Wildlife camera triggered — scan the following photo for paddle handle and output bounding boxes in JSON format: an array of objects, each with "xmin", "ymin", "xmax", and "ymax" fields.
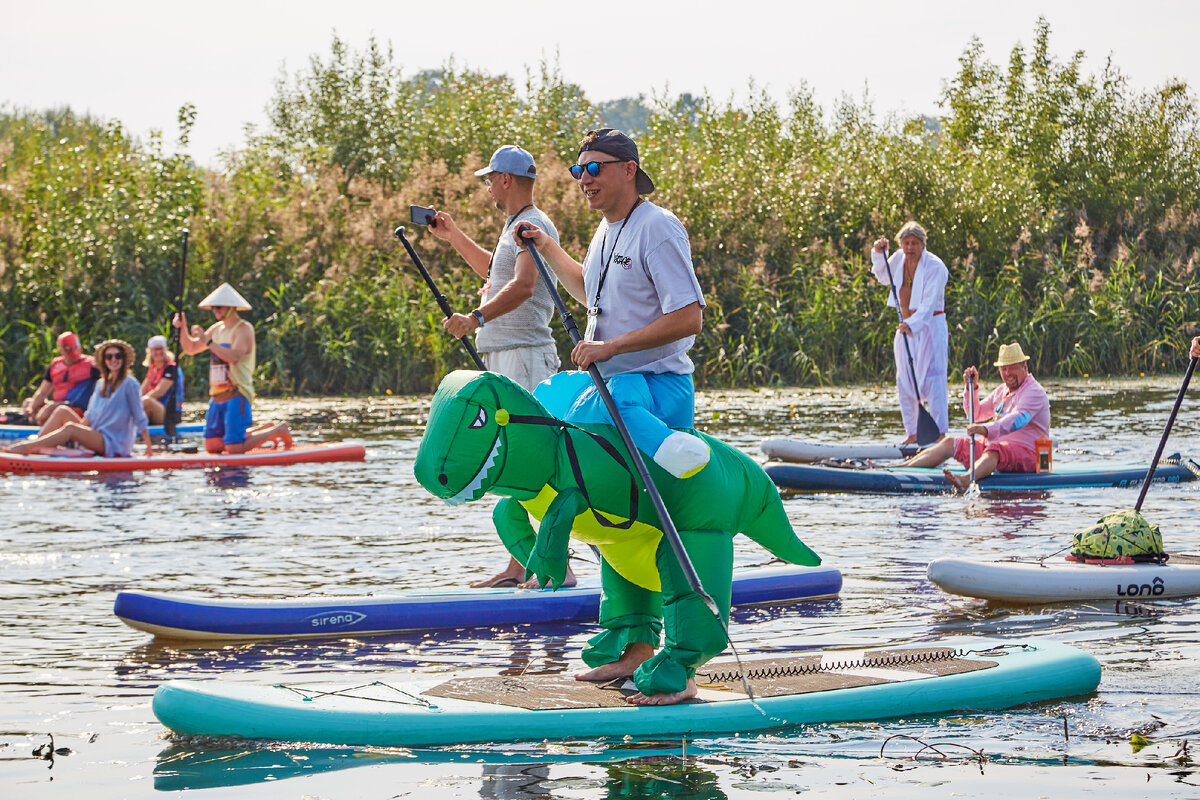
[
  {"xmin": 517, "ymin": 227, "xmax": 719, "ymax": 618},
  {"xmin": 1135, "ymin": 356, "xmax": 1198, "ymax": 511},
  {"xmin": 394, "ymin": 226, "xmax": 486, "ymax": 371}
]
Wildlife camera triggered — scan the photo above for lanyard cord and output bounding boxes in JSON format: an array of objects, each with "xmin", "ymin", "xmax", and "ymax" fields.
[
  {"xmin": 591, "ymin": 198, "xmax": 643, "ymax": 310},
  {"xmin": 485, "ymin": 203, "xmax": 537, "ymax": 284}
]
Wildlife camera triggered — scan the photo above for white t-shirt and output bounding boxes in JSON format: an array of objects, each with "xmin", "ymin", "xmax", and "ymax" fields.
[{"xmin": 581, "ymin": 200, "xmax": 705, "ymax": 377}]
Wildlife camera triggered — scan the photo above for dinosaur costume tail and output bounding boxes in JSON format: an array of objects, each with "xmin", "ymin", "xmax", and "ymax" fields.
[{"xmin": 743, "ymin": 491, "xmax": 821, "ymax": 566}]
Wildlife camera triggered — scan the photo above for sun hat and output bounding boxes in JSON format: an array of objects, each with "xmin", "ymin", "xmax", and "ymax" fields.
[
  {"xmin": 578, "ymin": 129, "xmax": 655, "ymax": 195},
  {"xmin": 994, "ymin": 342, "xmax": 1031, "ymax": 367},
  {"xmin": 473, "ymin": 145, "xmax": 538, "ymax": 179},
  {"xmin": 198, "ymin": 282, "xmax": 252, "ymax": 310},
  {"xmin": 147, "ymin": 334, "xmax": 168, "ymax": 349},
  {"xmin": 94, "ymin": 338, "xmax": 136, "ymax": 368}
]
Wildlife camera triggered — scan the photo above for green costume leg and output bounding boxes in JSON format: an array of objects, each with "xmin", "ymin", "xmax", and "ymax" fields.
[
  {"xmin": 632, "ymin": 530, "xmax": 733, "ymax": 696},
  {"xmin": 492, "ymin": 498, "xmax": 536, "ymax": 566},
  {"xmin": 581, "ymin": 556, "xmax": 663, "ymax": 669}
]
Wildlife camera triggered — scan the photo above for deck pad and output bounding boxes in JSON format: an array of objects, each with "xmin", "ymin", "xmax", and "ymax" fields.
[{"xmin": 425, "ymin": 647, "xmax": 1000, "ymax": 710}]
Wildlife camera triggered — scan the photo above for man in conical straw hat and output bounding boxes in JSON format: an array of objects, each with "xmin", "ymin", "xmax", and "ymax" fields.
[
  {"xmin": 898, "ymin": 342, "xmax": 1051, "ymax": 492},
  {"xmin": 174, "ymin": 282, "xmax": 292, "ymax": 454}
]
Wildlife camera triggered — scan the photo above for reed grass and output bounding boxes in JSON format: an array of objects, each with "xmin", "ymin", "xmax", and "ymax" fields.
[{"xmin": 2, "ymin": 21, "xmax": 1198, "ymax": 400}]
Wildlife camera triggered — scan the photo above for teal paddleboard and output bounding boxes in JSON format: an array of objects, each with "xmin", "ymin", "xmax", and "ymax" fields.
[{"xmin": 152, "ymin": 639, "xmax": 1100, "ymax": 747}]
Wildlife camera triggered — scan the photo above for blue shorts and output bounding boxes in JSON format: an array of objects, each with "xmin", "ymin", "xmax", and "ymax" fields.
[{"xmin": 205, "ymin": 394, "xmax": 253, "ymax": 445}]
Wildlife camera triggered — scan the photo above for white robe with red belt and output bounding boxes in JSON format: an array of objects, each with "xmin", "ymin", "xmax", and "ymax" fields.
[{"xmin": 871, "ymin": 249, "xmax": 950, "ymax": 436}]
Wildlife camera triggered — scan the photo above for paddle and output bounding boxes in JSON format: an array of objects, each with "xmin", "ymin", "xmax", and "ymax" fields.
[
  {"xmin": 880, "ymin": 249, "xmax": 941, "ymax": 446},
  {"xmin": 394, "ymin": 226, "xmax": 486, "ymax": 371},
  {"xmin": 1133, "ymin": 355, "xmax": 1198, "ymax": 512},
  {"xmin": 165, "ymin": 229, "xmax": 189, "ymax": 442},
  {"xmin": 965, "ymin": 373, "xmax": 980, "ymax": 497},
  {"xmin": 516, "ymin": 227, "xmax": 721, "ymax": 620}
]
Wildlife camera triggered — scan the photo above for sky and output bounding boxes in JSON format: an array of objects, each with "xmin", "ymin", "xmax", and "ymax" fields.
[{"xmin": 4, "ymin": 0, "xmax": 1199, "ymax": 168}]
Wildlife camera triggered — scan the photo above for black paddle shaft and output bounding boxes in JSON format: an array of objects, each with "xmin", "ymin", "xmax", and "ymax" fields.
[
  {"xmin": 516, "ymin": 226, "xmax": 720, "ymax": 619},
  {"xmin": 1135, "ymin": 355, "xmax": 1198, "ymax": 511},
  {"xmin": 967, "ymin": 373, "xmax": 977, "ymax": 484},
  {"xmin": 175, "ymin": 230, "xmax": 189, "ymax": 347},
  {"xmin": 394, "ymin": 226, "xmax": 486, "ymax": 371},
  {"xmin": 881, "ymin": 249, "xmax": 941, "ymax": 446}
]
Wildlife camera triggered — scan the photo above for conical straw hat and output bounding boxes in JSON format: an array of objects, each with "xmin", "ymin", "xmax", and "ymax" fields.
[{"xmin": 198, "ymin": 282, "xmax": 251, "ymax": 310}]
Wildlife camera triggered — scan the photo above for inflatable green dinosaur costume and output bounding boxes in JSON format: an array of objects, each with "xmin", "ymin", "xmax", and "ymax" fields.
[{"xmin": 414, "ymin": 370, "xmax": 821, "ymax": 697}]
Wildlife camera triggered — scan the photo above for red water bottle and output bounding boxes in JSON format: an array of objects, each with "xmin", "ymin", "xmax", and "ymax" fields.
[{"xmin": 1035, "ymin": 437, "xmax": 1053, "ymax": 473}]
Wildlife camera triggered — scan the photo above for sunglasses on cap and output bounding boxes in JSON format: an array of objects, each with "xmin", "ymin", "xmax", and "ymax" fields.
[{"xmin": 569, "ymin": 160, "xmax": 625, "ymax": 180}]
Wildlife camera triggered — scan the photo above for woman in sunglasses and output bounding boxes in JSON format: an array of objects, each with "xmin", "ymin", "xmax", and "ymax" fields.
[{"xmin": 2, "ymin": 339, "xmax": 152, "ymax": 457}]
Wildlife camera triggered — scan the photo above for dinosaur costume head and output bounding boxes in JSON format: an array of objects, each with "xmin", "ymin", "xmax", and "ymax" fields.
[{"xmin": 414, "ymin": 370, "xmax": 559, "ymax": 504}]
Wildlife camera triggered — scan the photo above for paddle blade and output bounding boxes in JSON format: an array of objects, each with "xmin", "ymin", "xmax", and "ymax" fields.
[{"xmin": 916, "ymin": 404, "xmax": 941, "ymax": 447}]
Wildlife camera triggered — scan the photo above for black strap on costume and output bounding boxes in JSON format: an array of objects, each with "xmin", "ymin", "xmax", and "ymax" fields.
[{"xmin": 506, "ymin": 413, "xmax": 637, "ymax": 530}]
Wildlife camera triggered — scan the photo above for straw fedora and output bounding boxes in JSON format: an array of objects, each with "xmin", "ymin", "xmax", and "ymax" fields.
[
  {"xmin": 94, "ymin": 338, "xmax": 136, "ymax": 369},
  {"xmin": 994, "ymin": 342, "xmax": 1031, "ymax": 367},
  {"xmin": 198, "ymin": 282, "xmax": 251, "ymax": 310}
]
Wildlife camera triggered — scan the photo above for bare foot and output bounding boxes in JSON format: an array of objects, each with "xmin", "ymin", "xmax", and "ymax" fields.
[
  {"xmin": 626, "ymin": 679, "xmax": 698, "ymax": 706},
  {"xmin": 943, "ymin": 468, "xmax": 970, "ymax": 493},
  {"xmin": 900, "ymin": 434, "xmax": 919, "ymax": 445},
  {"xmin": 470, "ymin": 571, "xmax": 522, "ymax": 589},
  {"xmin": 520, "ymin": 564, "xmax": 578, "ymax": 589},
  {"xmin": 279, "ymin": 429, "xmax": 294, "ymax": 449},
  {"xmin": 576, "ymin": 642, "xmax": 654, "ymax": 682}
]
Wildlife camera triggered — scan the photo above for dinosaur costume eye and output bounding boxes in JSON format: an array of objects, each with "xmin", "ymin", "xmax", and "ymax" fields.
[{"xmin": 468, "ymin": 406, "xmax": 488, "ymax": 429}]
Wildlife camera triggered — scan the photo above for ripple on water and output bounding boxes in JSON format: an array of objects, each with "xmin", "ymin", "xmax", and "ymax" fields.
[{"xmin": 1, "ymin": 379, "xmax": 1199, "ymax": 796}]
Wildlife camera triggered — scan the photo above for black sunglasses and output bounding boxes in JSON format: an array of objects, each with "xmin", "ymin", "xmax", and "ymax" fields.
[
  {"xmin": 104, "ymin": 351, "xmax": 125, "ymax": 361},
  {"xmin": 569, "ymin": 160, "xmax": 625, "ymax": 179}
]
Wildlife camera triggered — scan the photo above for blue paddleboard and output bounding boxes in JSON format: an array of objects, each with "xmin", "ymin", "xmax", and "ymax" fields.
[
  {"xmin": 115, "ymin": 564, "xmax": 843, "ymax": 640},
  {"xmin": 0, "ymin": 421, "xmax": 203, "ymax": 440},
  {"xmin": 766, "ymin": 457, "xmax": 1199, "ymax": 493}
]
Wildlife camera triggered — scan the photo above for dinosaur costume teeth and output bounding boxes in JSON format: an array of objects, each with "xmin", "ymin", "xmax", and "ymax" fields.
[
  {"xmin": 445, "ymin": 438, "xmax": 500, "ymax": 506},
  {"xmin": 414, "ymin": 370, "xmax": 822, "ymax": 699}
]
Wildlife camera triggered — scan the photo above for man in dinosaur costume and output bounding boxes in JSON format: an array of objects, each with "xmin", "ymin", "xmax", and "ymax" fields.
[{"xmin": 414, "ymin": 370, "xmax": 822, "ymax": 706}]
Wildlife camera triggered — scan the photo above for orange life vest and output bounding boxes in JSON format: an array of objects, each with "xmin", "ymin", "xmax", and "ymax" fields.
[{"xmin": 49, "ymin": 355, "xmax": 96, "ymax": 401}]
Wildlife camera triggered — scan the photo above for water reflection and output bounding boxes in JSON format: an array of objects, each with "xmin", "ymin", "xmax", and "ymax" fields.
[
  {"xmin": 205, "ymin": 467, "xmax": 252, "ymax": 491},
  {"xmin": 115, "ymin": 627, "xmax": 585, "ymax": 680}
]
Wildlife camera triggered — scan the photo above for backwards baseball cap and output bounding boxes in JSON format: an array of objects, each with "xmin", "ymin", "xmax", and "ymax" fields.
[
  {"xmin": 57, "ymin": 331, "xmax": 81, "ymax": 354},
  {"xmin": 473, "ymin": 145, "xmax": 538, "ymax": 179},
  {"xmin": 578, "ymin": 129, "xmax": 654, "ymax": 195}
]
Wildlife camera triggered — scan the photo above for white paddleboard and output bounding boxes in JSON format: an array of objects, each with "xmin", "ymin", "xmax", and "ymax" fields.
[
  {"xmin": 761, "ymin": 437, "xmax": 918, "ymax": 462},
  {"xmin": 928, "ymin": 554, "xmax": 1200, "ymax": 603}
]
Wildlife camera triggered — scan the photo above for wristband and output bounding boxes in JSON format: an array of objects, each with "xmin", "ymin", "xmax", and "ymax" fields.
[
  {"xmin": 206, "ymin": 337, "xmax": 213, "ymax": 347},
  {"xmin": 470, "ymin": 309, "xmax": 485, "ymax": 328}
]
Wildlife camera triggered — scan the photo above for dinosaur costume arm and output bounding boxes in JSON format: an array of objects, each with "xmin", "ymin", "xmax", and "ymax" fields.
[
  {"xmin": 525, "ymin": 487, "xmax": 588, "ymax": 590},
  {"xmin": 493, "ymin": 498, "xmax": 537, "ymax": 566}
]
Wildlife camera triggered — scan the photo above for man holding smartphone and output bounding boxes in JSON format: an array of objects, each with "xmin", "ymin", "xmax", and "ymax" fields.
[{"xmin": 426, "ymin": 144, "xmax": 573, "ymax": 589}]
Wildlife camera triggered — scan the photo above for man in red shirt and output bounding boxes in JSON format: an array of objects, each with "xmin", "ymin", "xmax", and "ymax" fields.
[{"xmin": 20, "ymin": 331, "xmax": 100, "ymax": 425}]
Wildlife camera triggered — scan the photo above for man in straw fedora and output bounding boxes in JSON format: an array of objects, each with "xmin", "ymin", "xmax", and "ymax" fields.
[
  {"xmin": 174, "ymin": 282, "xmax": 292, "ymax": 454},
  {"xmin": 899, "ymin": 342, "xmax": 1050, "ymax": 492}
]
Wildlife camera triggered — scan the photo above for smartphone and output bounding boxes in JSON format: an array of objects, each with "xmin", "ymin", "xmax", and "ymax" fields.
[{"xmin": 410, "ymin": 205, "xmax": 436, "ymax": 227}]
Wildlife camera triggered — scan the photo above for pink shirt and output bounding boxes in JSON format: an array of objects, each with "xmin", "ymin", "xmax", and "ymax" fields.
[{"xmin": 964, "ymin": 373, "xmax": 1050, "ymax": 453}]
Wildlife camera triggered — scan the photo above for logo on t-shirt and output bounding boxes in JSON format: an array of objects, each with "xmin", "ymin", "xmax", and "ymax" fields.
[{"xmin": 615, "ymin": 254, "xmax": 632, "ymax": 269}]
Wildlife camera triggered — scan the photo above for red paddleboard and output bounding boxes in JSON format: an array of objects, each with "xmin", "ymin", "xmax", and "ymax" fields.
[{"xmin": 0, "ymin": 442, "xmax": 366, "ymax": 475}]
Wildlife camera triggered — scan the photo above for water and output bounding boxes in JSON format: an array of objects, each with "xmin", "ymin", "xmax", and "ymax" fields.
[{"xmin": 2, "ymin": 378, "xmax": 1199, "ymax": 798}]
